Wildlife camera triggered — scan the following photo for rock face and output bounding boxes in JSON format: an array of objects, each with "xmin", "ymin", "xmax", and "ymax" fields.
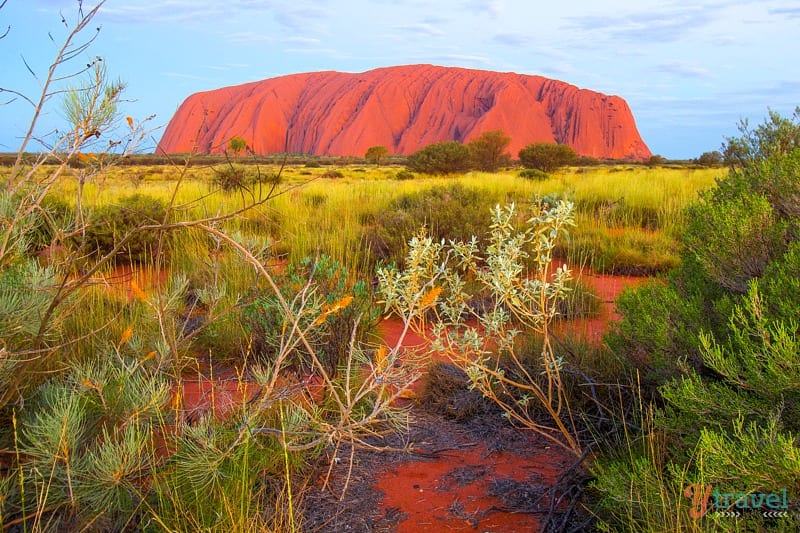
[{"xmin": 157, "ymin": 64, "xmax": 651, "ymax": 160}]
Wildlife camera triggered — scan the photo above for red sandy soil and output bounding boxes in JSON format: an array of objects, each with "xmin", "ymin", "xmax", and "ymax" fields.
[
  {"xmin": 556, "ymin": 268, "xmax": 648, "ymax": 345},
  {"xmin": 102, "ymin": 262, "xmax": 644, "ymax": 531},
  {"xmin": 375, "ymin": 439, "xmax": 566, "ymax": 532},
  {"xmin": 363, "ymin": 266, "xmax": 647, "ymax": 532}
]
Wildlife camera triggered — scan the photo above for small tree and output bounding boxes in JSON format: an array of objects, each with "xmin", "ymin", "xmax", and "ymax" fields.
[
  {"xmin": 467, "ymin": 129, "xmax": 511, "ymax": 171},
  {"xmin": 406, "ymin": 140, "xmax": 472, "ymax": 175},
  {"xmin": 695, "ymin": 150, "xmax": 722, "ymax": 167},
  {"xmin": 646, "ymin": 154, "xmax": 668, "ymax": 166},
  {"xmin": 228, "ymin": 135, "xmax": 247, "ymax": 157},
  {"xmin": 518, "ymin": 142, "xmax": 577, "ymax": 172},
  {"xmin": 365, "ymin": 145, "xmax": 388, "ymax": 166}
]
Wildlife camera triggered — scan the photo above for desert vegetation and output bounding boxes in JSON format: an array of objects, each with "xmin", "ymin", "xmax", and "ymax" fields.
[{"xmin": 2, "ymin": 3, "xmax": 798, "ymax": 531}]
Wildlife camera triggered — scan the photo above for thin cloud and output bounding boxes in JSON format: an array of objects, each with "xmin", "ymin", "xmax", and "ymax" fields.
[
  {"xmin": 274, "ymin": 6, "xmax": 330, "ymax": 32},
  {"xmin": 492, "ymin": 32, "xmax": 530, "ymax": 47},
  {"xmin": 657, "ymin": 61, "xmax": 711, "ymax": 79},
  {"xmin": 466, "ymin": 0, "xmax": 503, "ymax": 18},
  {"xmin": 101, "ymin": 1, "xmax": 249, "ymax": 23},
  {"xmin": 285, "ymin": 36, "xmax": 322, "ymax": 46},
  {"xmin": 769, "ymin": 6, "xmax": 800, "ymax": 18},
  {"xmin": 393, "ymin": 22, "xmax": 446, "ymax": 38},
  {"xmin": 566, "ymin": 5, "xmax": 713, "ymax": 43},
  {"xmin": 538, "ymin": 63, "xmax": 577, "ymax": 78},
  {"xmin": 227, "ymin": 32, "xmax": 275, "ymax": 44},
  {"xmin": 425, "ymin": 53, "xmax": 493, "ymax": 66}
]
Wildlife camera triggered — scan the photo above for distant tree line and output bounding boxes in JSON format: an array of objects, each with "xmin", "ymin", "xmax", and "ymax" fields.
[{"xmin": 400, "ymin": 130, "xmax": 580, "ymax": 176}]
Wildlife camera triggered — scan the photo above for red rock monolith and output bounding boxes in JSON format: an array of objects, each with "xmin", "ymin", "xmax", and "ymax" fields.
[{"xmin": 157, "ymin": 64, "xmax": 651, "ymax": 160}]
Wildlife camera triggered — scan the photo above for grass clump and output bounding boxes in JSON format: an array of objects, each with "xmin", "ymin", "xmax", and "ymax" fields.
[
  {"xmin": 362, "ymin": 182, "xmax": 499, "ymax": 266},
  {"xmin": 243, "ymin": 255, "xmax": 377, "ymax": 375},
  {"xmin": 82, "ymin": 193, "xmax": 168, "ymax": 263}
]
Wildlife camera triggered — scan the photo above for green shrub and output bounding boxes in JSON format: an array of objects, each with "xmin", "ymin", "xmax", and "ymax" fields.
[
  {"xmin": 27, "ymin": 194, "xmax": 74, "ymax": 252},
  {"xmin": 518, "ymin": 168, "xmax": 550, "ymax": 180},
  {"xmin": 82, "ymin": 193, "xmax": 168, "ymax": 263},
  {"xmin": 518, "ymin": 142, "xmax": 577, "ymax": 172},
  {"xmin": 606, "ymin": 280, "xmax": 706, "ymax": 390},
  {"xmin": 594, "ymin": 109, "xmax": 800, "ymax": 531},
  {"xmin": 646, "ymin": 154, "xmax": 668, "ymax": 166},
  {"xmin": 467, "ymin": 129, "xmax": 511, "ymax": 172},
  {"xmin": 759, "ymin": 240, "xmax": 800, "ymax": 323},
  {"xmin": 406, "ymin": 141, "xmax": 471, "ymax": 175},
  {"xmin": 683, "ymin": 192, "xmax": 787, "ymax": 293},
  {"xmin": 242, "ymin": 255, "xmax": 376, "ymax": 375},
  {"xmin": 212, "ymin": 164, "xmax": 251, "ymax": 193},
  {"xmin": 321, "ymin": 169, "xmax": 344, "ymax": 179},
  {"xmin": 394, "ymin": 169, "xmax": 415, "ymax": 180},
  {"xmin": 10, "ymin": 355, "xmax": 170, "ymax": 530},
  {"xmin": 365, "ymin": 145, "xmax": 389, "ymax": 166},
  {"xmin": 695, "ymin": 150, "xmax": 723, "ymax": 167},
  {"xmin": 361, "ymin": 183, "xmax": 497, "ymax": 265}
]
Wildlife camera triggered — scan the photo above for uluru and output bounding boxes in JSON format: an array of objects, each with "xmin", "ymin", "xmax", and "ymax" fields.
[{"xmin": 157, "ymin": 64, "xmax": 652, "ymax": 160}]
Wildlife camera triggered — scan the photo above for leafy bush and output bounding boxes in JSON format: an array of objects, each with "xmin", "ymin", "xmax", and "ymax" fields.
[
  {"xmin": 683, "ymin": 192, "xmax": 787, "ymax": 293},
  {"xmin": 243, "ymin": 255, "xmax": 376, "ymax": 375},
  {"xmin": 8, "ymin": 355, "xmax": 171, "ymax": 530},
  {"xmin": 212, "ymin": 164, "xmax": 250, "ymax": 193},
  {"xmin": 609, "ymin": 109, "xmax": 800, "ymax": 386},
  {"xmin": 379, "ymin": 199, "xmax": 583, "ymax": 454},
  {"xmin": 519, "ymin": 168, "xmax": 550, "ymax": 180},
  {"xmin": 593, "ymin": 109, "xmax": 800, "ymax": 531},
  {"xmin": 365, "ymin": 145, "xmax": 389, "ymax": 165},
  {"xmin": 394, "ymin": 169, "xmax": 415, "ymax": 180},
  {"xmin": 759, "ymin": 240, "xmax": 800, "ymax": 323},
  {"xmin": 467, "ymin": 129, "xmax": 511, "ymax": 171},
  {"xmin": 321, "ymin": 169, "xmax": 344, "ymax": 179},
  {"xmin": 406, "ymin": 141, "xmax": 471, "ymax": 175},
  {"xmin": 695, "ymin": 150, "xmax": 723, "ymax": 167},
  {"xmin": 518, "ymin": 142, "xmax": 577, "ymax": 172},
  {"xmin": 646, "ymin": 154, "xmax": 668, "ymax": 166},
  {"xmin": 82, "ymin": 193, "xmax": 168, "ymax": 263},
  {"xmin": 361, "ymin": 183, "xmax": 497, "ymax": 265},
  {"xmin": 27, "ymin": 194, "xmax": 74, "ymax": 252}
]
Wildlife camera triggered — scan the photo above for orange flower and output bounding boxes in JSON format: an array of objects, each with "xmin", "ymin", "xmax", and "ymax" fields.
[
  {"xmin": 312, "ymin": 295, "xmax": 354, "ymax": 326},
  {"xmin": 130, "ymin": 279, "xmax": 147, "ymax": 302},
  {"xmin": 119, "ymin": 326, "xmax": 133, "ymax": 345},
  {"xmin": 374, "ymin": 345, "xmax": 388, "ymax": 376},
  {"xmin": 420, "ymin": 286, "xmax": 442, "ymax": 308}
]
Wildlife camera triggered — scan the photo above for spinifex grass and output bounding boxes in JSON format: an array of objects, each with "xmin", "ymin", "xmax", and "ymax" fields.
[{"xmin": 37, "ymin": 163, "xmax": 718, "ymax": 278}]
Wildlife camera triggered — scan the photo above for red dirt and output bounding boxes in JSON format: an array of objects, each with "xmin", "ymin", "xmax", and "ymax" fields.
[
  {"xmin": 158, "ymin": 64, "xmax": 651, "ymax": 160},
  {"xmin": 557, "ymin": 268, "xmax": 648, "ymax": 345},
  {"xmin": 376, "ymin": 440, "xmax": 566, "ymax": 532},
  {"xmin": 177, "ymin": 369, "xmax": 259, "ymax": 421},
  {"xmin": 102, "ymin": 263, "xmax": 644, "ymax": 531},
  {"xmin": 369, "ymin": 266, "xmax": 648, "ymax": 531}
]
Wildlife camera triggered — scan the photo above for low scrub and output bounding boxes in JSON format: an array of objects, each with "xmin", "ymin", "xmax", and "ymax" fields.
[
  {"xmin": 243, "ymin": 255, "xmax": 377, "ymax": 375},
  {"xmin": 362, "ymin": 183, "xmax": 497, "ymax": 266},
  {"xmin": 82, "ymin": 193, "xmax": 169, "ymax": 263},
  {"xmin": 592, "ymin": 108, "xmax": 800, "ymax": 531}
]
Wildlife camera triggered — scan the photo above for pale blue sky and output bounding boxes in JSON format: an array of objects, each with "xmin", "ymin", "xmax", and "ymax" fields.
[{"xmin": 1, "ymin": 0, "xmax": 798, "ymax": 158}]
